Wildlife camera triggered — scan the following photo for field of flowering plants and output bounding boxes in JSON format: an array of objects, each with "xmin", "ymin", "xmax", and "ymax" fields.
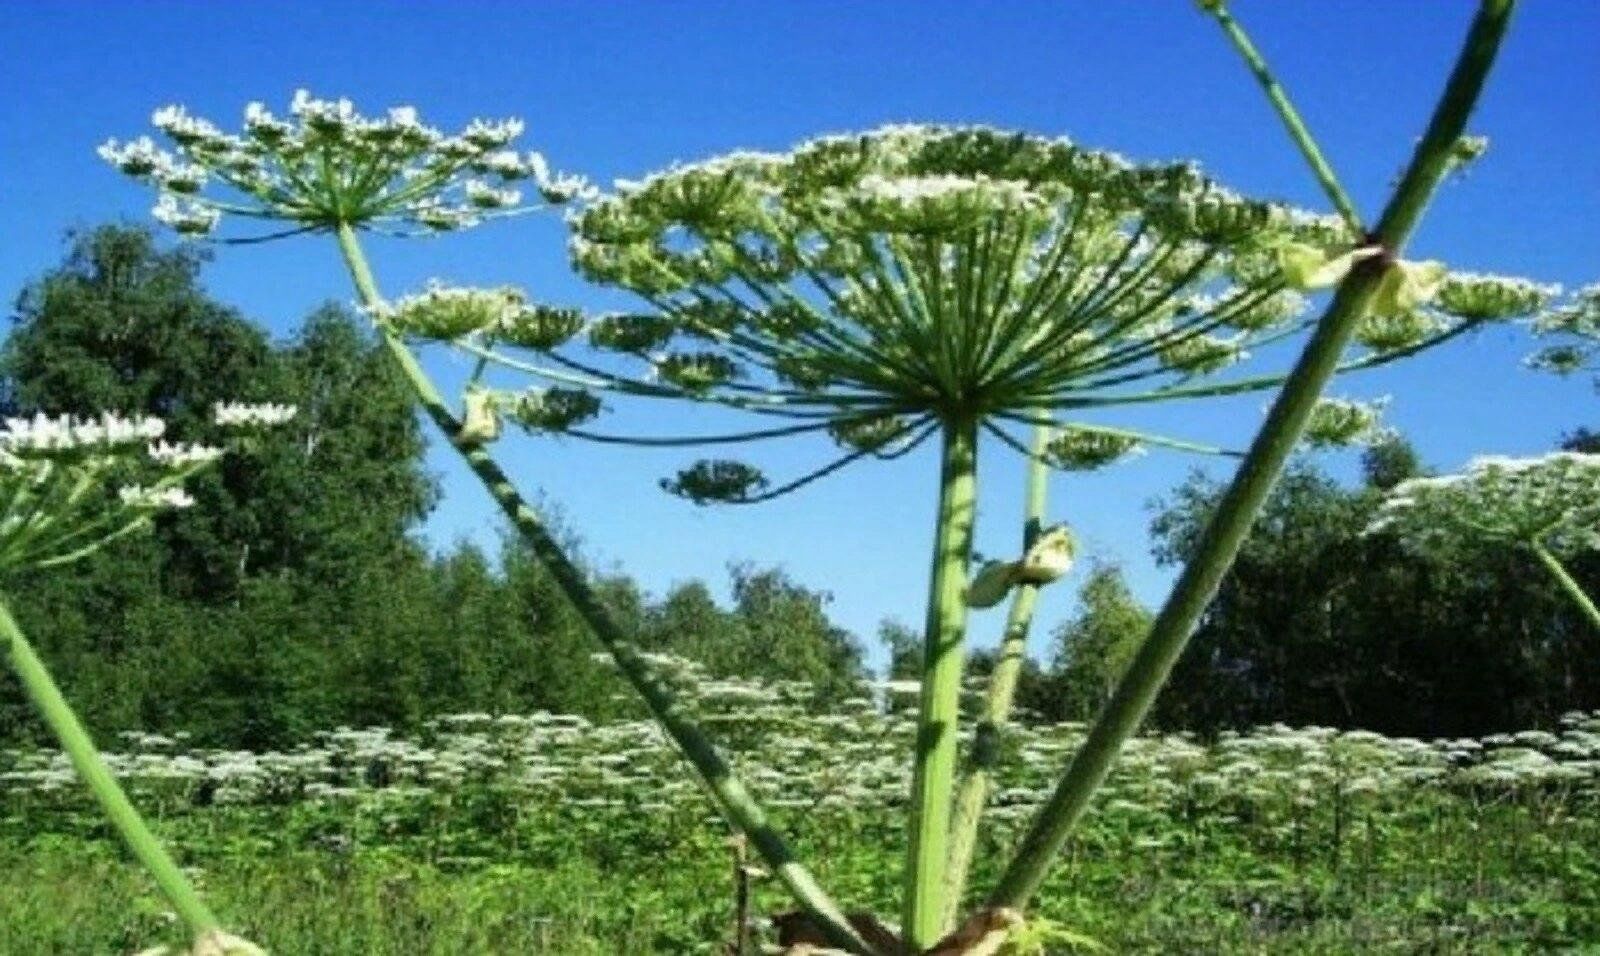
[{"xmin": 3, "ymin": 657, "xmax": 1598, "ymax": 953}]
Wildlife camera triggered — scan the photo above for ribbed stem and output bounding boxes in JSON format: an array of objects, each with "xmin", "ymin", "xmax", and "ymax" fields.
[
  {"xmin": 903, "ymin": 416, "xmax": 979, "ymax": 951},
  {"xmin": 987, "ymin": 0, "xmax": 1517, "ymax": 912},
  {"xmin": 1532, "ymin": 541, "xmax": 1600, "ymax": 632},
  {"xmin": 941, "ymin": 423, "xmax": 1051, "ymax": 930},
  {"xmin": 331, "ymin": 224, "xmax": 873, "ymax": 956},
  {"xmin": 0, "ymin": 595, "xmax": 220, "ymax": 936}
]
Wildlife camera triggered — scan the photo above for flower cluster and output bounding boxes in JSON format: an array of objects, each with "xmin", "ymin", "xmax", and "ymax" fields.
[
  {"xmin": 1042, "ymin": 427, "xmax": 1145, "ymax": 471},
  {"xmin": 0, "ymin": 408, "xmax": 291, "ymax": 573},
  {"xmin": 213, "ymin": 402, "xmax": 298, "ymax": 429},
  {"xmin": 100, "ymin": 92, "xmax": 593, "ymax": 238},
  {"xmin": 1370, "ymin": 452, "xmax": 1600, "ymax": 557},
  {"xmin": 1299, "ymin": 396, "xmax": 1389, "ymax": 449},
  {"xmin": 373, "ymin": 282, "xmax": 586, "ymax": 351},
  {"xmin": 1528, "ymin": 282, "xmax": 1598, "ymax": 377},
  {"xmin": 5, "ymin": 661, "xmax": 1596, "ymax": 812},
  {"xmin": 661, "ymin": 460, "xmax": 771, "ymax": 504},
  {"xmin": 548, "ymin": 125, "xmax": 1546, "ymax": 499},
  {"xmin": 0, "ymin": 411, "xmax": 165, "ymax": 456}
]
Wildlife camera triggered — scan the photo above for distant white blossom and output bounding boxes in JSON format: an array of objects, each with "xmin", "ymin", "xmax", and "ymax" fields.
[
  {"xmin": 147, "ymin": 442, "xmax": 224, "ymax": 467},
  {"xmin": 212, "ymin": 402, "xmax": 298, "ymax": 428},
  {"xmin": 118, "ymin": 485, "xmax": 196, "ymax": 511}
]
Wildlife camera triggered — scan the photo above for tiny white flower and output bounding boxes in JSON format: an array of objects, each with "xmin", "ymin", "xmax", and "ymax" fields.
[
  {"xmin": 213, "ymin": 402, "xmax": 298, "ymax": 428},
  {"xmin": 118, "ymin": 485, "xmax": 196, "ymax": 510},
  {"xmin": 147, "ymin": 442, "xmax": 224, "ymax": 467}
]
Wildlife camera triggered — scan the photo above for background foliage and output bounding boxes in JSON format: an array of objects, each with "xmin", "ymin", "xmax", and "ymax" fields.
[{"xmin": 0, "ymin": 226, "xmax": 867, "ymax": 749}]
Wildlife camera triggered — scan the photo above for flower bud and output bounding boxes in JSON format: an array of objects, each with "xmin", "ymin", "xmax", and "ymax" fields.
[
  {"xmin": 459, "ymin": 388, "xmax": 501, "ymax": 445},
  {"xmin": 966, "ymin": 560, "xmax": 1019, "ymax": 609},
  {"xmin": 1015, "ymin": 525, "xmax": 1076, "ymax": 585},
  {"xmin": 1275, "ymin": 242, "xmax": 1382, "ymax": 291}
]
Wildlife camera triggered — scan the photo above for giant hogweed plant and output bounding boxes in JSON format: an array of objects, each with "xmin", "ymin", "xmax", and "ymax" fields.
[
  {"xmin": 99, "ymin": 2, "xmax": 1533, "ymax": 951},
  {"xmin": 100, "ymin": 86, "xmax": 885, "ymax": 953},
  {"xmin": 1371, "ymin": 452, "xmax": 1600, "ymax": 631},
  {"xmin": 0, "ymin": 403, "xmax": 294, "ymax": 956}
]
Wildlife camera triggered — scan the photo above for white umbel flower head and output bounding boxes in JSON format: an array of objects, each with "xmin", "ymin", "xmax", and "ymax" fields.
[
  {"xmin": 0, "ymin": 413, "xmax": 166, "ymax": 456},
  {"xmin": 1299, "ymin": 396, "xmax": 1390, "ymax": 449},
  {"xmin": 118, "ymin": 485, "xmax": 197, "ymax": 511},
  {"xmin": 213, "ymin": 402, "xmax": 298, "ymax": 429},
  {"xmin": 0, "ymin": 406, "xmax": 277, "ymax": 573},
  {"xmin": 102, "ymin": 92, "xmax": 592, "ymax": 240},
  {"xmin": 1528, "ymin": 283, "xmax": 1598, "ymax": 377},
  {"xmin": 1371, "ymin": 452, "xmax": 1600, "ymax": 558},
  {"xmin": 565, "ymin": 124, "xmax": 1550, "ymax": 503},
  {"xmin": 147, "ymin": 442, "xmax": 225, "ymax": 467}
]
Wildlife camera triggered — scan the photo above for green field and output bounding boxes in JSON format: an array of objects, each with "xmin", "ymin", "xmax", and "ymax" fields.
[{"xmin": 4, "ymin": 679, "xmax": 1597, "ymax": 953}]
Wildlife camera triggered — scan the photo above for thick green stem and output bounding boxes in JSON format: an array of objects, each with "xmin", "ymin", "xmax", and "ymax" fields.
[
  {"xmin": 1203, "ymin": 1, "xmax": 1364, "ymax": 234},
  {"xmin": 332, "ymin": 224, "xmax": 872, "ymax": 956},
  {"xmin": 941, "ymin": 423, "xmax": 1051, "ymax": 930},
  {"xmin": 0, "ymin": 595, "xmax": 220, "ymax": 936},
  {"xmin": 904, "ymin": 416, "xmax": 979, "ymax": 951},
  {"xmin": 1532, "ymin": 541, "xmax": 1600, "ymax": 631},
  {"xmin": 987, "ymin": 0, "xmax": 1516, "ymax": 912}
]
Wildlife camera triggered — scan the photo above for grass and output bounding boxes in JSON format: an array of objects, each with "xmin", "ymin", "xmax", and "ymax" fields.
[
  {"xmin": 3, "ymin": 680, "xmax": 1597, "ymax": 952},
  {"xmin": 1, "ymin": 785, "xmax": 1595, "ymax": 953}
]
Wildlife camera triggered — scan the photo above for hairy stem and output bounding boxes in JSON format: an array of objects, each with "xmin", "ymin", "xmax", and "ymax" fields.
[
  {"xmin": 0, "ymin": 595, "xmax": 220, "ymax": 936},
  {"xmin": 941, "ymin": 422, "xmax": 1051, "ymax": 930},
  {"xmin": 332, "ymin": 224, "xmax": 873, "ymax": 956},
  {"xmin": 904, "ymin": 416, "xmax": 979, "ymax": 951},
  {"xmin": 1531, "ymin": 541, "xmax": 1600, "ymax": 631},
  {"xmin": 987, "ymin": 0, "xmax": 1517, "ymax": 912}
]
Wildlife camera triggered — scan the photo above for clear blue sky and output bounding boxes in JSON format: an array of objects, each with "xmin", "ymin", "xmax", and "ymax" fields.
[{"xmin": 4, "ymin": 2, "xmax": 1597, "ymax": 668}]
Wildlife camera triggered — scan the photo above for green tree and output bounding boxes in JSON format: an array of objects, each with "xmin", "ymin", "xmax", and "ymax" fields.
[
  {"xmin": 728, "ymin": 565, "xmax": 865, "ymax": 702},
  {"xmin": 879, "ymin": 619, "xmax": 920, "ymax": 681},
  {"xmin": 1149, "ymin": 452, "xmax": 1600, "ymax": 736},
  {"xmin": 1042, "ymin": 564, "xmax": 1153, "ymax": 722},
  {"xmin": 644, "ymin": 566, "xmax": 866, "ymax": 702},
  {"xmin": 1361, "ymin": 432, "xmax": 1424, "ymax": 490},
  {"xmin": 501, "ymin": 537, "xmax": 633, "ymax": 721},
  {"xmin": 0, "ymin": 226, "xmax": 439, "ymax": 746}
]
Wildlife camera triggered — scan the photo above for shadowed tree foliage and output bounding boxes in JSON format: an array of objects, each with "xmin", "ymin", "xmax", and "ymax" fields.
[
  {"xmin": 0, "ymin": 228, "xmax": 870, "ymax": 747},
  {"xmin": 1149, "ymin": 444, "xmax": 1600, "ymax": 736},
  {"xmin": 0, "ymin": 226, "xmax": 438, "ymax": 745},
  {"xmin": 1039, "ymin": 563, "xmax": 1153, "ymax": 723}
]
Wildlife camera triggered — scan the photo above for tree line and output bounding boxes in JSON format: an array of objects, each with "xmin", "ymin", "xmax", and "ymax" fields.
[{"xmin": 0, "ymin": 226, "xmax": 863, "ymax": 749}]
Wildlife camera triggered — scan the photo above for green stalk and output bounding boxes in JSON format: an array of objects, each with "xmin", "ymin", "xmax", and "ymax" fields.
[
  {"xmin": 1531, "ymin": 540, "xmax": 1600, "ymax": 631},
  {"xmin": 1201, "ymin": 0, "xmax": 1364, "ymax": 234},
  {"xmin": 904, "ymin": 416, "xmax": 979, "ymax": 951},
  {"xmin": 987, "ymin": 0, "xmax": 1517, "ymax": 912},
  {"xmin": 941, "ymin": 422, "xmax": 1050, "ymax": 930},
  {"xmin": 331, "ymin": 224, "xmax": 872, "ymax": 956},
  {"xmin": 0, "ymin": 595, "xmax": 220, "ymax": 936}
]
